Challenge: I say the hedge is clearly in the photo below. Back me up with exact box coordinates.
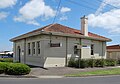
[105,59,117,66]
[0,62,31,75]
[68,58,76,67]
[68,59,118,68]
[75,59,89,68]
[0,58,13,62]
[0,62,8,74]
[117,59,120,65]
[94,59,106,67]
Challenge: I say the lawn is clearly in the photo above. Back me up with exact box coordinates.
[66,68,120,77]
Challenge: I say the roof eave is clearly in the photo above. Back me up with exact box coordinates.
[10,31,112,42]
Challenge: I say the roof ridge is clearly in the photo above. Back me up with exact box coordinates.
[10,23,111,42]
[43,23,57,30]
[56,23,81,31]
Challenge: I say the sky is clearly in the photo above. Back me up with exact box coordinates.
[0,0,120,51]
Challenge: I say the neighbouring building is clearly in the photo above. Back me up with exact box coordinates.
[10,16,111,67]
[107,44,120,59]
[0,51,13,58]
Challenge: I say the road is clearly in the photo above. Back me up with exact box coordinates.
[0,76,120,84]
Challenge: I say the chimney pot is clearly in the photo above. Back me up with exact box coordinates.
[81,15,88,36]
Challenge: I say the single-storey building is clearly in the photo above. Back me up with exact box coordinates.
[107,45,120,59]
[10,16,111,67]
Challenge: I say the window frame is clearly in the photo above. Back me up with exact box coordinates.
[32,42,36,55]
[74,45,78,54]
[28,43,31,55]
[37,41,40,55]
[91,44,94,55]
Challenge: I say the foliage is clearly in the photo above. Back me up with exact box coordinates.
[80,59,89,68]
[94,59,105,67]
[87,59,96,68]
[105,59,117,66]
[68,58,117,68]
[0,62,9,74]
[68,58,76,67]
[5,63,31,75]
[0,62,31,75]
[0,58,13,62]
[117,59,120,65]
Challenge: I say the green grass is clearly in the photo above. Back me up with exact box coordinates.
[66,68,120,77]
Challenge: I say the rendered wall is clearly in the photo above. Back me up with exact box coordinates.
[13,34,107,67]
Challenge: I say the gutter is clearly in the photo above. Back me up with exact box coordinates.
[10,31,112,42]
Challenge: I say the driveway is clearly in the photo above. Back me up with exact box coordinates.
[29,67,118,76]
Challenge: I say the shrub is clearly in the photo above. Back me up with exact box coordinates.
[6,63,31,75]
[68,58,76,67]
[68,58,119,68]
[87,59,96,68]
[95,59,105,67]
[74,59,79,68]
[117,59,120,65]
[0,58,13,62]
[0,62,9,74]
[74,59,89,68]
[80,59,89,68]
[105,59,117,66]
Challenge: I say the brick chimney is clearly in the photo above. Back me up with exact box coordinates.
[81,15,88,36]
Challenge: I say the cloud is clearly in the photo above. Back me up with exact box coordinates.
[88,0,120,34]
[0,0,17,9]
[59,7,71,21]
[14,0,56,26]
[59,16,68,21]
[0,12,8,20]
[60,7,71,13]
[95,0,120,15]
[14,16,40,26]
[108,34,120,37]
[106,0,120,7]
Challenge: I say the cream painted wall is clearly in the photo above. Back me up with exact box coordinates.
[42,35,66,67]
[81,39,106,59]
[44,57,65,67]
[14,39,25,63]
[13,34,107,67]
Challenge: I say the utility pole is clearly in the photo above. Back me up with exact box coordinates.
[79,39,82,68]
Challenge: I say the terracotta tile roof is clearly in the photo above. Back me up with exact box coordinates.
[107,45,120,49]
[11,23,111,41]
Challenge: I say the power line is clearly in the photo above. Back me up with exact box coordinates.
[52,0,62,24]
[80,0,100,8]
[67,0,97,11]
[97,0,119,9]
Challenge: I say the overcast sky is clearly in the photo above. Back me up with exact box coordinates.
[0,0,120,51]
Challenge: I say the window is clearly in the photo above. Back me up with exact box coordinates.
[82,45,87,47]
[50,43,61,47]
[28,43,31,55]
[37,41,40,54]
[74,45,78,54]
[91,44,94,55]
[32,42,35,54]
